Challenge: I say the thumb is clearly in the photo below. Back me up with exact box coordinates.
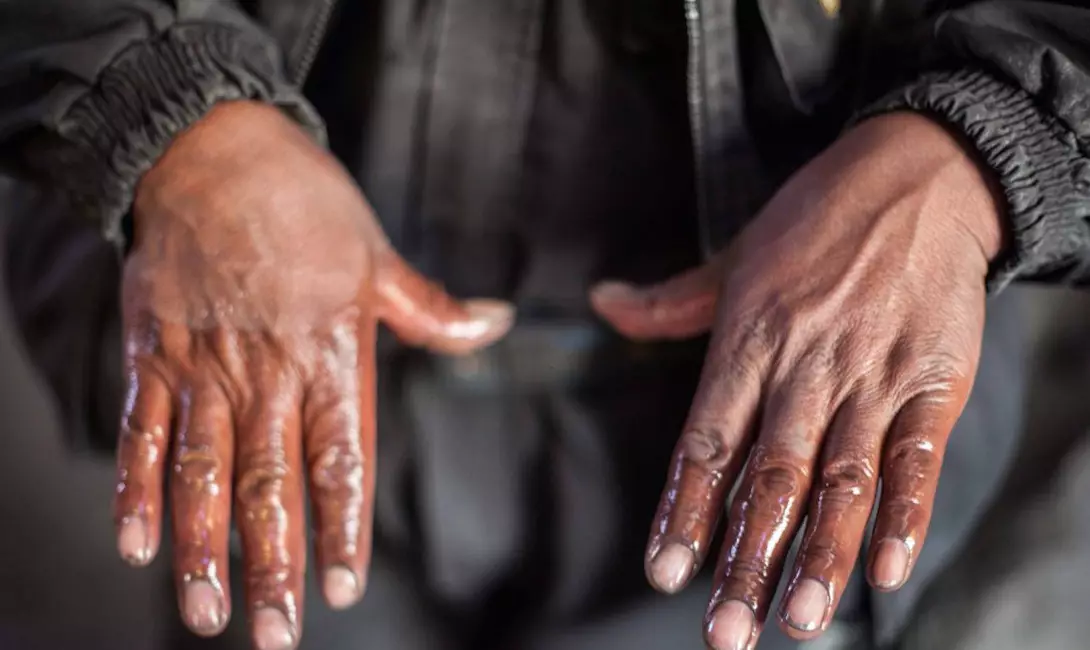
[590,258,722,341]
[374,253,514,355]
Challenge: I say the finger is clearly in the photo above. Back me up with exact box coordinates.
[237,373,307,650]
[115,361,172,566]
[171,382,234,637]
[589,254,725,341]
[374,252,514,355]
[303,318,377,610]
[705,373,833,650]
[778,395,889,638]
[645,320,768,595]
[867,391,963,592]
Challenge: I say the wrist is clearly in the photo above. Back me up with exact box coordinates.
[132,100,302,239]
[137,100,292,186]
[851,112,1006,262]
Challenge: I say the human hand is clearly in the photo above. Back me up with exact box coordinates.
[592,113,1003,649]
[113,101,513,650]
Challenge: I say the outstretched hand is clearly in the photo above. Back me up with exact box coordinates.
[114,101,513,650]
[593,113,1002,650]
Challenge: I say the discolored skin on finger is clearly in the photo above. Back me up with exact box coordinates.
[374,252,514,355]
[171,380,235,637]
[645,439,740,595]
[778,396,890,639]
[708,447,812,616]
[303,317,377,610]
[115,358,172,567]
[705,449,810,650]
[645,321,768,595]
[704,376,836,650]
[236,368,308,650]
[868,389,966,592]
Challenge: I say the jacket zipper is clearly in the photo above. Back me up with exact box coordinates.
[685,0,715,259]
[291,0,339,86]
[291,0,714,258]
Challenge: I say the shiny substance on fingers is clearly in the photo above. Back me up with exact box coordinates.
[115,346,172,566]
[171,381,235,636]
[119,101,515,645]
[593,113,999,647]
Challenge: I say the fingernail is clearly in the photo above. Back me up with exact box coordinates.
[118,517,151,566]
[253,607,296,650]
[590,281,638,303]
[872,538,910,589]
[465,300,515,329]
[706,600,755,650]
[649,543,695,593]
[323,566,360,610]
[183,579,227,636]
[783,579,830,632]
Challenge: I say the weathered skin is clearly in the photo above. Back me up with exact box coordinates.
[112,100,514,650]
[113,101,1000,650]
[591,113,1003,650]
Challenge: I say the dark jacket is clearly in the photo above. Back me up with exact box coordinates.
[1,0,1089,289]
[0,1,1062,639]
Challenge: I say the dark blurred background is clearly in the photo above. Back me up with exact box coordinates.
[3,169,1090,649]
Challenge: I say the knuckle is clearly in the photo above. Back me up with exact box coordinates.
[236,455,292,506]
[880,494,924,525]
[718,308,781,375]
[315,326,362,374]
[798,336,839,371]
[245,565,297,605]
[818,456,877,508]
[737,309,778,354]
[885,438,939,480]
[724,555,773,588]
[306,392,362,441]
[734,460,805,524]
[801,536,840,570]
[310,440,365,495]
[885,335,972,397]
[678,427,734,474]
[723,350,765,386]
[173,446,225,497]
[750,461,803,497]
[908,361,969,398]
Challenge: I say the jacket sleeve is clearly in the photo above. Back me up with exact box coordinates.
[856,1,1090,290]
[0,0,325,247]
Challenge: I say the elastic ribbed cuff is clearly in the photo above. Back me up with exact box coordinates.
[857,68,1090,291]
[28,23,326,248]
